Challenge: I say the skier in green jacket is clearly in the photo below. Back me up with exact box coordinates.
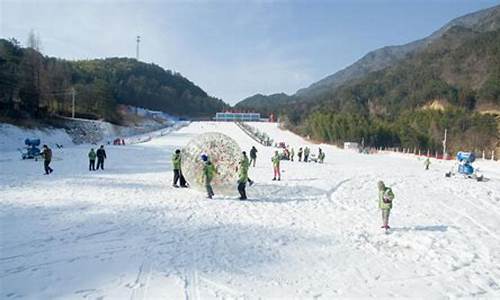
[378,181,395,230]
[88,148,97,171]
[238,151,250,200]
[201,154,216,199]
[272,151,281,181]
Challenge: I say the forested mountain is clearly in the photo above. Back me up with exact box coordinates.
[235,5,500,154]
[0,39,228,123]
[236,93,294,115]
[296,4,500,99]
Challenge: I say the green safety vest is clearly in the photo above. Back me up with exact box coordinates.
[172,153,181,170]
[378,187,394,210]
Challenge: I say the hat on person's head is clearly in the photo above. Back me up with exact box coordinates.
[377,181,385,190]
[175,149,181,154]
[242,151,246,155]
[201,154,208,161]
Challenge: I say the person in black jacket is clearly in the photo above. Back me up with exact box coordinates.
[96,145,107,170]
[249,146,257,167]
[41,145,53,175]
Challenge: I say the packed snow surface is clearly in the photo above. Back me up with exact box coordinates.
[1,121,500,299]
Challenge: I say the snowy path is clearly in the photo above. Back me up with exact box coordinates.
[1,121,500,299]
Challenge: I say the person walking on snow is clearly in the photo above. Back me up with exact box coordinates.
[304,147,310,162]
[424,157,431,170]
[41,145,53,175]
[290,147,295,161]
[250,146,258,167]
[172,149,188,188]
[318,148,325,163]
[272,151,281,181]
[88,148,96,171]
[96,145,107,170]
[378,181,395,230]
[201,154,216,199]
[238,151,251,200]
[298,147,303,162]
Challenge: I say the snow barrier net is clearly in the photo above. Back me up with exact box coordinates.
[182,132,241,196]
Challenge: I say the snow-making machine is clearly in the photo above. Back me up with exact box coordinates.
[445,151,483,181]
[19,138,41,160]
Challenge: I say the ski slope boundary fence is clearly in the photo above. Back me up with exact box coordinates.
[235,122,273,146]
[124,121,190,145]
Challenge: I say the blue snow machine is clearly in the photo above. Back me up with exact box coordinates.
[20,138,41,160]
[445,151,483,181]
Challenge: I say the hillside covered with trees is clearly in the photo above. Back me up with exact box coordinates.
[0,38,228,124]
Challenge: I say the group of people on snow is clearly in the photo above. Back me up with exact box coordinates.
[39,144,107,174]
[88,146,107,171]
[279,146,325,163]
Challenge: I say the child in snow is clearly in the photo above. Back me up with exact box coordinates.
[424,157,431,170]
[378,181,395,229]
[318,148,325,163]
[238,151,251,200]
[298,147,303,162]
[201,154,215,199]
[272,151,281,181]
[88,148,96,171]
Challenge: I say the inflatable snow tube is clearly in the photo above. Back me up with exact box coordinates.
[182,132,241,196]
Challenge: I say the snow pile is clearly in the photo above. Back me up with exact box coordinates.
[62,117,176,145]
[0,123,73,152]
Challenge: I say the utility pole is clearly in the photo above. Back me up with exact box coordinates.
[442,128,447,159]
[71,87,76,119]
[136,35,141,60]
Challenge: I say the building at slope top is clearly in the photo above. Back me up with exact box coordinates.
[214,112,268,122]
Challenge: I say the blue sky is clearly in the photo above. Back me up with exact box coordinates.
[1,0,499,104]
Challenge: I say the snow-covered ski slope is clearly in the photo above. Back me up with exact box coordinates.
[1,121,500,299]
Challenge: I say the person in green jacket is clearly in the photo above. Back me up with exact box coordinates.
[318,148,325,163]
[201,154,216,199]
[378,181,395,229]
[424,157,431,170]
[172,149,188,188]
[272,150,281,181]
[304,147,310,162]
[238,151,250,200]
[88,148,97,171]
